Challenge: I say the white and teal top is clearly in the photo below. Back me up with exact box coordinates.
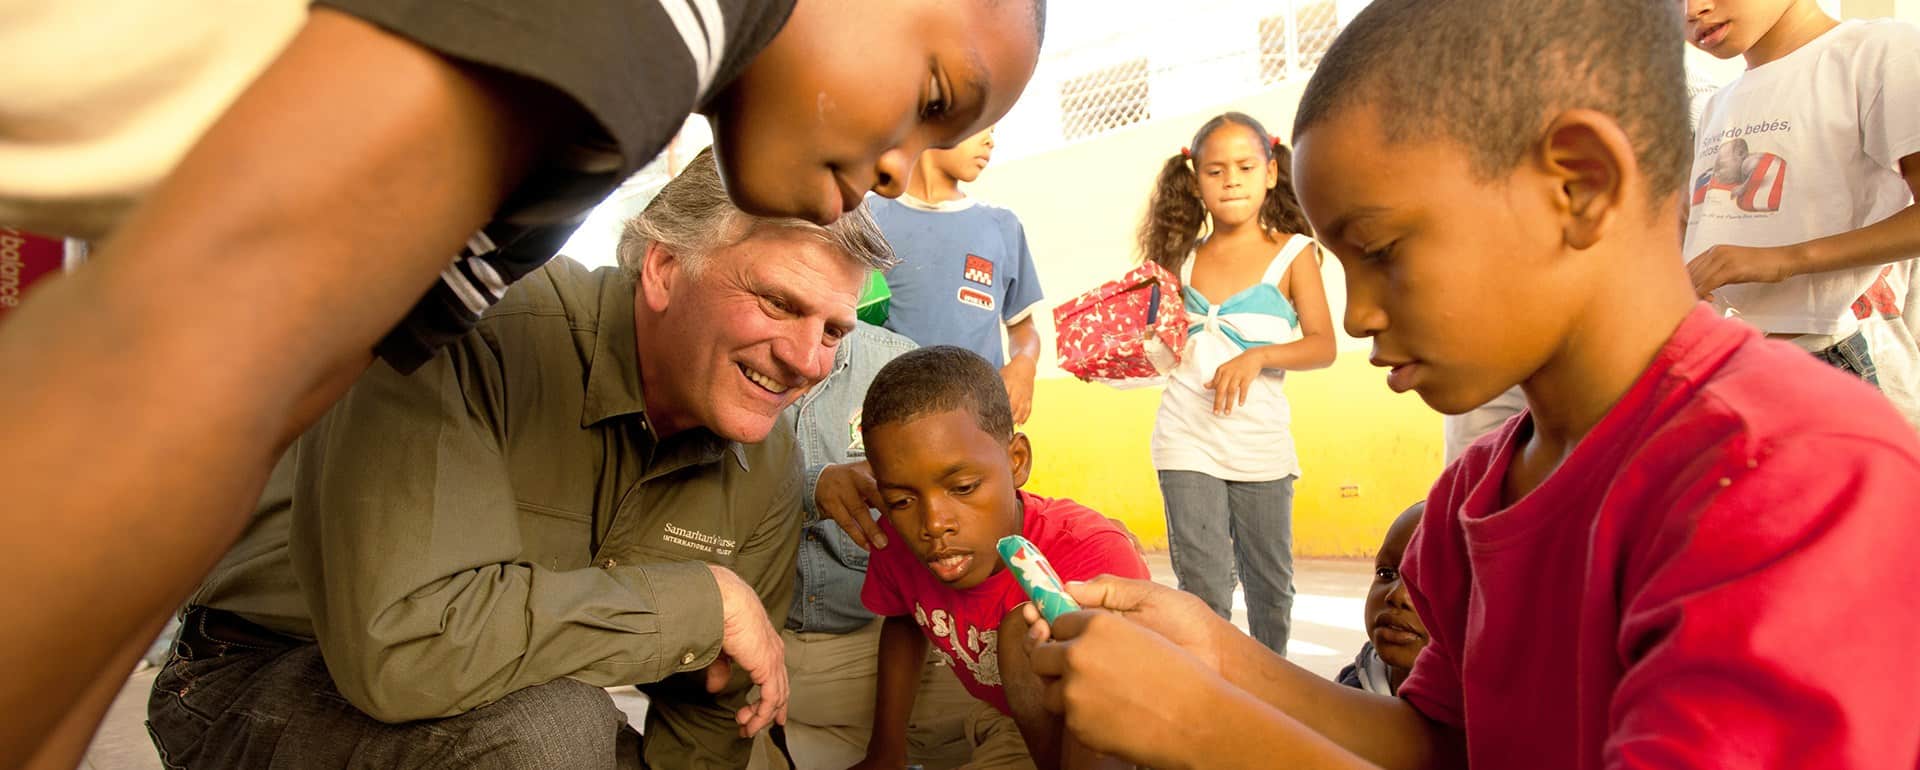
[1149,234,1313,482]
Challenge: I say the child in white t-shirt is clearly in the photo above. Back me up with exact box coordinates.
[1682,0,1920,426]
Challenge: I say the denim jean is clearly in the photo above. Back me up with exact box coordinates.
[1157,471,1297,655]
[1812,329,1880,386]
[147,608,640,769]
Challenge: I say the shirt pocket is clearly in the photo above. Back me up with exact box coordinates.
[513,501,594,572]
[813,521,871,570]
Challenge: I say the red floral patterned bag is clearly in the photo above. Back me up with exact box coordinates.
[1052,262,1187,387]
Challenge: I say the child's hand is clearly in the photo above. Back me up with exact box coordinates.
[815,461,888,550]
[1205,351,1266,416]
[1028,608,1236,768]
[1687,243,1806,298]
[1019,601,1053,650]
[1059,576,1229,673]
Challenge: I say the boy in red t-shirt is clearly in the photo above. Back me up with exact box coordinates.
[852,345,1147,770]
[1018,1,1920,768]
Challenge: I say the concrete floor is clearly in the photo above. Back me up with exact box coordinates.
[82,555,1372,769]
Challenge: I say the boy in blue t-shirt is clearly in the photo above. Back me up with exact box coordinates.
[869,127,1046,423]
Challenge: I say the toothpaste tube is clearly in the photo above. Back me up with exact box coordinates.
[996,535,1081,623]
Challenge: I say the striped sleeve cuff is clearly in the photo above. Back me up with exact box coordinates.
[375,219,582,373]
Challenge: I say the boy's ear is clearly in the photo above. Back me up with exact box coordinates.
[1008,432,1033,488]
[1535,109,1635,251]
[638,241,679,312]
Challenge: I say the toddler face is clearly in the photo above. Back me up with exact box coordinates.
[1364,504,1430,671]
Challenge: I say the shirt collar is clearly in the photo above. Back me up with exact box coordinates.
[581,270,649,428]
[794,336,857,414]
[579,269,750,472]
[896,193,978,212]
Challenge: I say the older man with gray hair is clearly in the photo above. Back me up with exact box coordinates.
[147,149,895,770]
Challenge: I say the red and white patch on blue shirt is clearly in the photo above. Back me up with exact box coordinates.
[964,254,995,287]
[957,287,995,312]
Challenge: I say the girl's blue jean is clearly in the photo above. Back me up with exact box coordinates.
[1156,470,1296,655]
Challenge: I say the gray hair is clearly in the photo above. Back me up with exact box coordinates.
[616,148,897,278]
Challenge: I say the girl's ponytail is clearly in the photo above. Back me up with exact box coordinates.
[1137,152,1206,272]
[1261,140,1314,240]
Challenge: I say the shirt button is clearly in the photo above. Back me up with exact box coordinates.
[681,651,696,665]
[807,595,818,603]
[600,558,618,569]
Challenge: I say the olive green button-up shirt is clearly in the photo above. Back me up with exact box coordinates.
[193,258,802,769]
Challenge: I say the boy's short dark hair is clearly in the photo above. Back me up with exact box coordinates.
[1293,0,1691,201]
[862,346,1014,442]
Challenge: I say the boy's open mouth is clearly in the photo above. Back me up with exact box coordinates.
[927,549,976,582]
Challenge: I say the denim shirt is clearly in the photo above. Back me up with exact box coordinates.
[787,322,918,633]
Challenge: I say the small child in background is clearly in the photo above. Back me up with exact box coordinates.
[1683,0,1920,427]
[1139,112,1338,655]
[1336,501,1428,696]
[854,346,1147,770]
[869,128,1047,424]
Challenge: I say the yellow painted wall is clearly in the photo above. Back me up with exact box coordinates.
[1019,355,1442,557]
[964,80,1451,556]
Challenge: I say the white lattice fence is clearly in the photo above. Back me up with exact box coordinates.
[998,0,1352,159]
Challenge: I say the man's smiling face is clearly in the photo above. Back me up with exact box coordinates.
[637,227,863,442]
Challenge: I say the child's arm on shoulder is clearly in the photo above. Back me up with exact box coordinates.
[811,460,889,550]
[1690,155,1920,297]
[849,615,928,770]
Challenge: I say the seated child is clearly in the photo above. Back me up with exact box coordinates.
[1336,501,1428,696]
[854,345,1149,770]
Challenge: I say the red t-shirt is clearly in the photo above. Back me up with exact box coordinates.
[862,490,1150,715]
[1400,305,1920,769]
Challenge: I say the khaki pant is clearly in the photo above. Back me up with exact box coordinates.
[751,619,976,770]
[958,701,1038,770]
